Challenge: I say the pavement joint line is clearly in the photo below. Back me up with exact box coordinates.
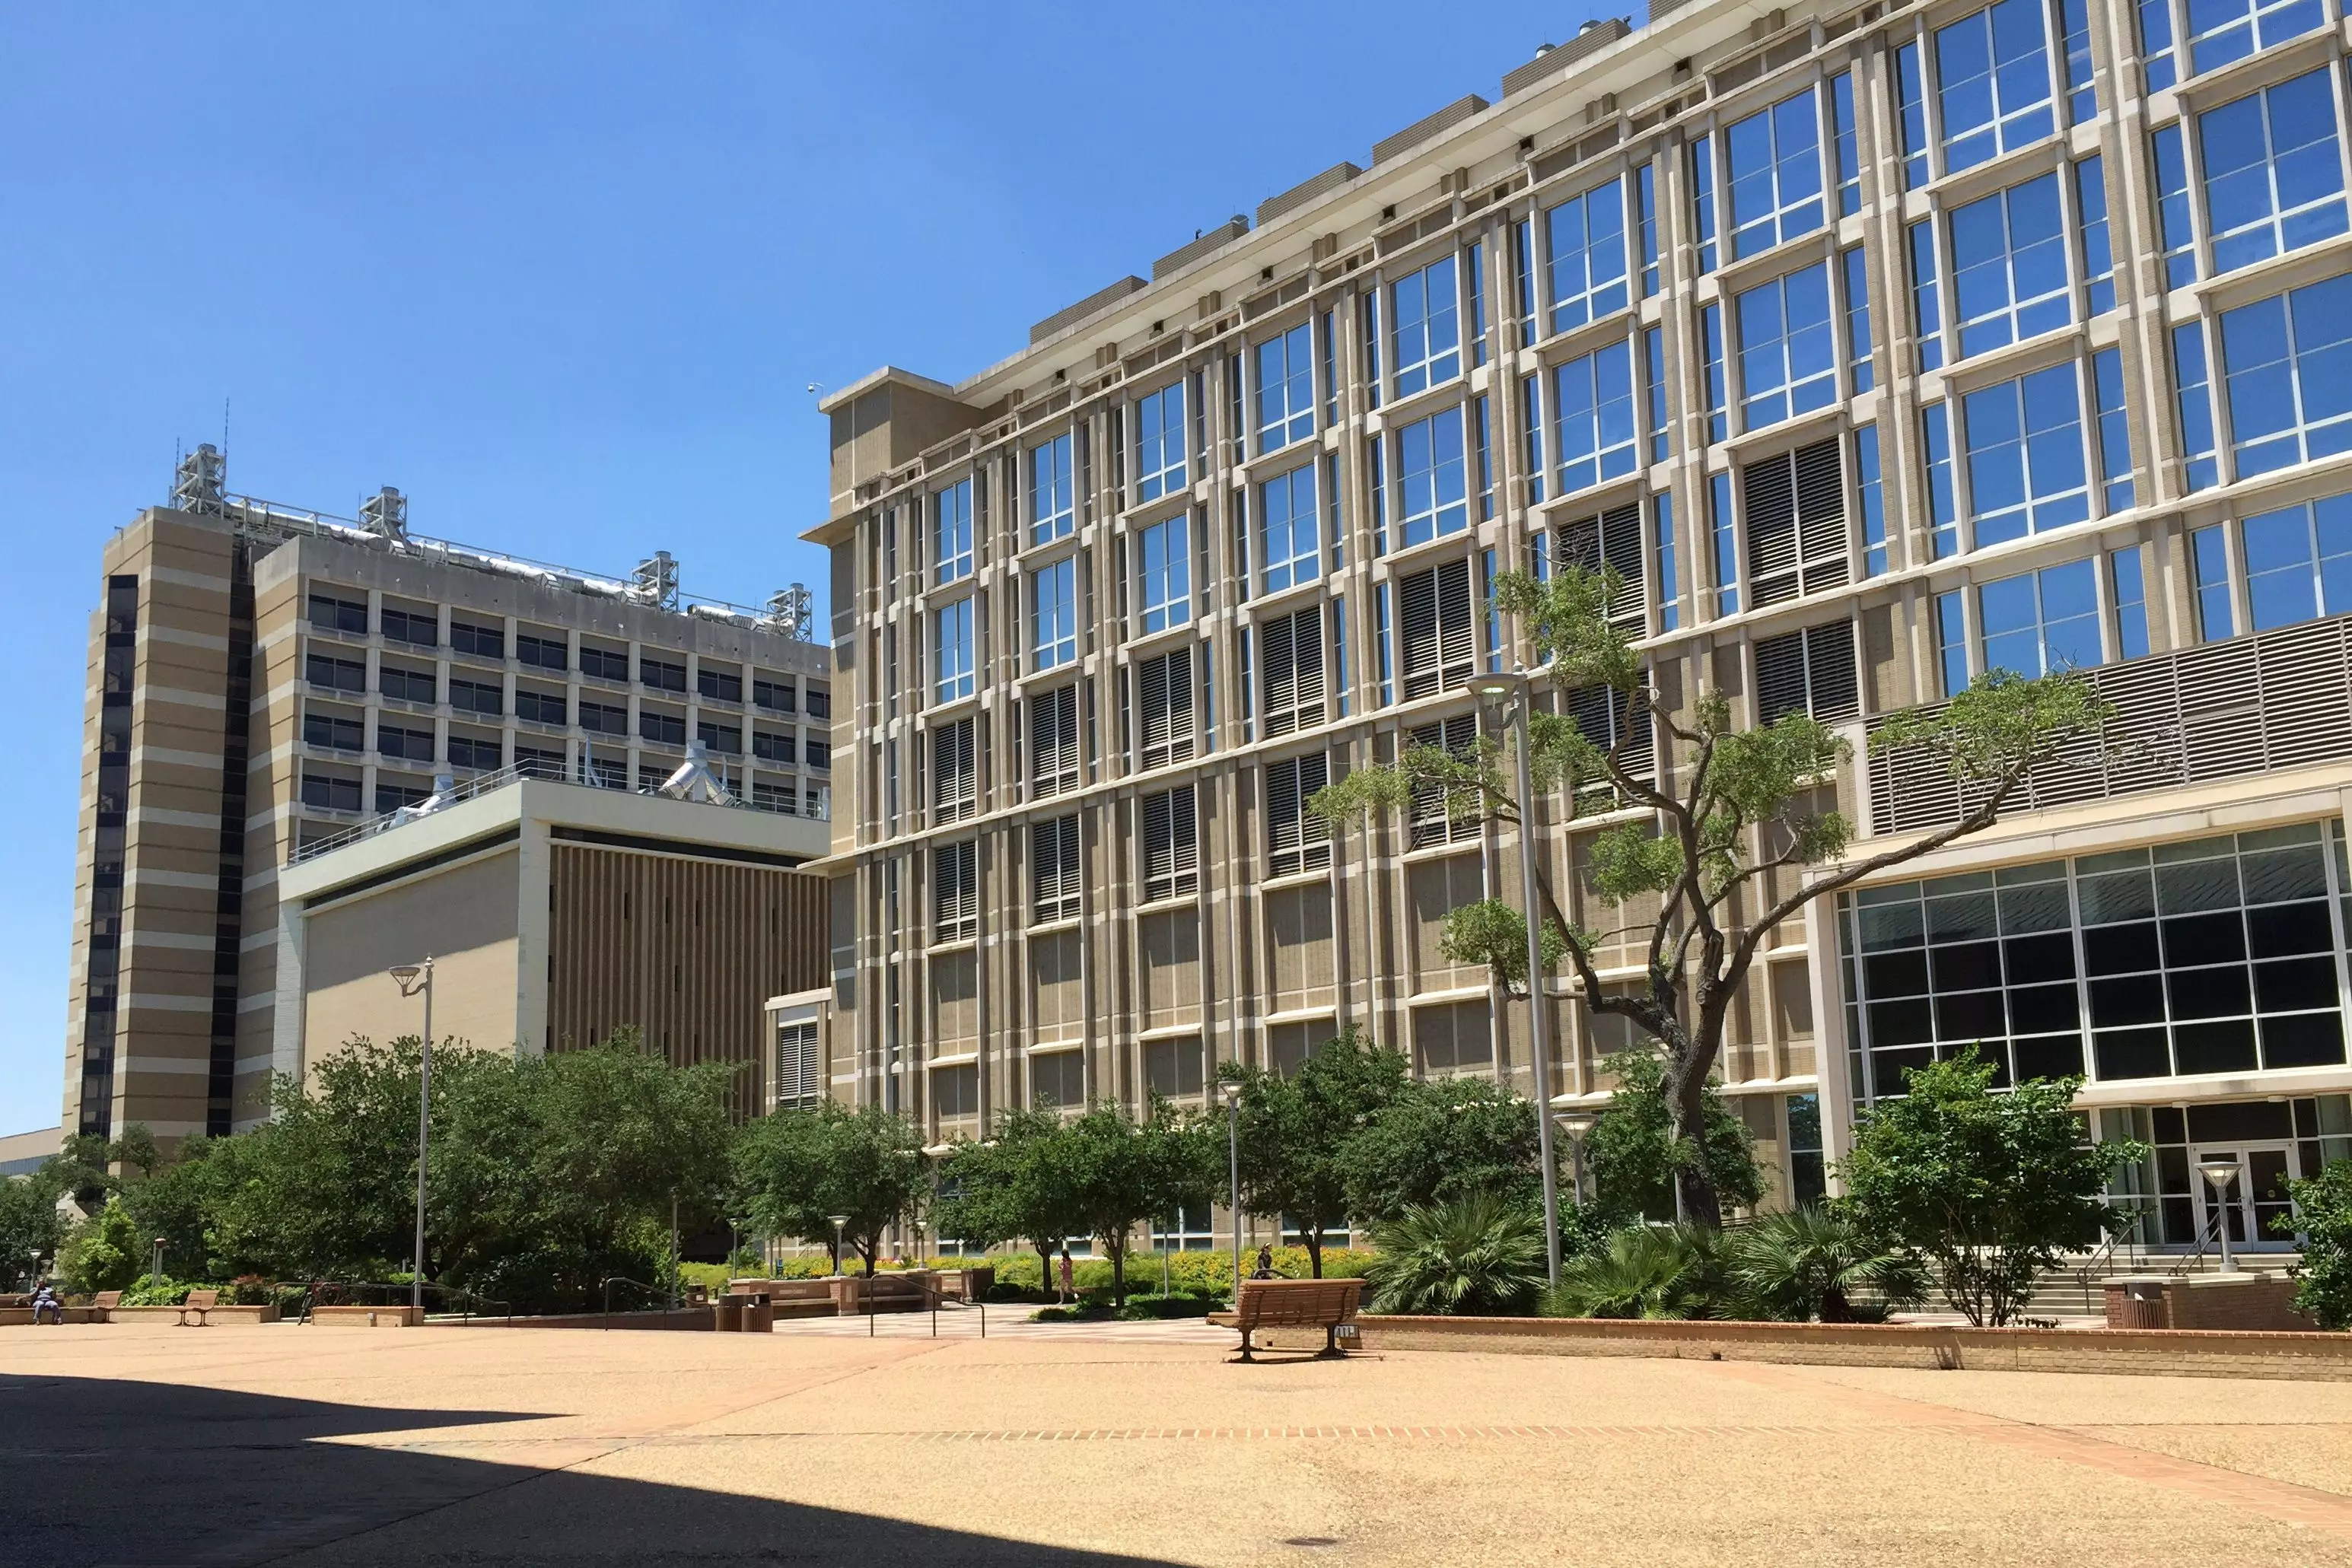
[1711,1361,2352,1541]
[346,1419,1899,1449]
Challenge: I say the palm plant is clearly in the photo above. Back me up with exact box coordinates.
[1541,1223,1718,1319]
[1720,1207,1927,1323]
[1363,1194,1546,1315]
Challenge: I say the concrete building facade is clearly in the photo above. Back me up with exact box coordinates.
[807,0,2352,1252]
[276,775,829,1118]
[66,452,832,1143]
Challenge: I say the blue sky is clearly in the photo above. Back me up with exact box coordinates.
[0,2,1602,1134]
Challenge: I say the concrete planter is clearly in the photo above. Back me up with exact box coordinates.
[107,1303,281,1325]
[311,1305,422,1327]
[1355,1312,2352,1381]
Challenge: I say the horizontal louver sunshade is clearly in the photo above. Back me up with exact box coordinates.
[1746,436,1848,609]
[1142,784,1198,902]
[1266,752,1332,876]
[1033,814,1081,923]
[932,718,975,824]
[1030,684,1079,798]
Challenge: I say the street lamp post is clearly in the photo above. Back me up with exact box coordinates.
[390,959,435,1318]
[151,1236,167,1287]
[2199,1159,2244,1273]
[1556,1111,1599,1210]
[829,1214,849,1277]
[1472,670,1564,1289]
[922,1144,954,1264]
[1222,1080,1244,1302]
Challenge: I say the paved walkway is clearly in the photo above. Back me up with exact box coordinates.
[772,1306,1232,1345]
[8,1318,2352,1565]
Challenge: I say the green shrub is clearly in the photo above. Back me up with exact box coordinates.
[1364,1197,1545,1315]
[2281,1158,2352,1330]
[1114,1293,1217,1321]
[1542,1225,1719,1320]
[119,1274,193,1306]
[1718,1208,1927,1323]
[60,1198,144,1294]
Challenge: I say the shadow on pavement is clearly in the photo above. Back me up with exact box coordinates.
[0,1372,1187,1567]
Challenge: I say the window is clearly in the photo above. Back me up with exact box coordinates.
[934,840,977,943]
[775,1022,821,1108]
[1831,72,1861,215]
[1895,41,1930,188]
[639,657,686,692]
[2242,491,2352,631]
[304,708,361,750]
[1655,492,1682,629]
[697,665,743,703]
[1255,323,1314,453]
[516,631,567,671]
[1846,825,2348,1096]
[1551,339,1637,495]
[1855,425,1887,579]
[2112,545,2150,659]
[1909,219,1944,372]
[301,768,362,813]
[1416,1000,1494,1075]
[1977,558,2104,676]
[934,479,973,584]
[2175,320,2220,492]
[307,593,367,634]
[1700,304,1727,441]
[377,722,433,762]
[1635,163,1660,295]
[1736,263,1835,431]
[1030,1048,1085,1110]
[807,738,830,771]
[1265,752,1331,876]
[1135,646,1195,768]
[753,728,796,765]
[1391,254,1461,396]
[1567,682,1654,786]
[1949,173,2070,358]
[1472,397,1494,521]
[1144,1037,1206,1099]
[1755,620,1860,724]
[1398,558,1475,701]
[1258,466,1319,594]
[1644,326,1669,464]
[1259,606,1325,739]
[933,718,975,824]
[1033,814,1081,923]
[1787,1094,1827,1205]
[1030,433,1074,546]
[1711,470,1739,615]
[305,653,365,694]
[450,619,503,660]
[2220,277,2352,478]
[1935,0,2054,175]
[514,745,564,779]
[1726,87,1825,259]
[2153,0,2329,81]
[1030,682,1079,797]
[934,597,974,702]
[696,720,741,755]
[2154,123,2200,288]
[1544,178,1628,332]
[448,677,502,717]
[1744,437,1849,606]
[2200,69,2349,278]
[578,699,627,735]
[753,676,797,713]
[1961,361,2089,547]
[580,643,628,681]
[1032,556,1077,670]
[1394,406,1467,548]
[2093,348,2131,514]
[449,733,502,771]
[2059,0,2095,122]
[1408,712,1481,848]
[1141,784,1198,902]
[1555,504,1647,628]
[2192,523,2236,639]
[806,687,831,720]
[1133,382,1187,507]
[1690,133,1717,274]
[380,663,436,704]
[750,780,797,814]
[376,774,432,813]
[380,604,437,647]
[2076,156,2115,316]
[638,708,686,746]
[1841,246,1873,393]
[1520,376,1546,506]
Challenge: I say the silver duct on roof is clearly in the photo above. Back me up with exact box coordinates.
[390,771,457,826]
[657,741,736,806]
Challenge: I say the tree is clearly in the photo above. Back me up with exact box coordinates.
[59,1197,144,1293]
[1584,1051,1763,1221]
[1364,1194,1547,1315]
[934,1109,1086,1287]
[1835,1050,2143,1326]
[0,1175,65,1288]
[117,1140,219,1283]
[1335,1075,1539,1228]
[1720,1207,1927,1323]
[40,1134,118,1215]
[2279,1159,2352,1330]
[1312,562,2114,1226]
[733,1101,926,1275]
[1056,1099,1217,1309]
[1219,1029,1408,1277]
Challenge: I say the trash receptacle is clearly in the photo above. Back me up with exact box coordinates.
[743,1294,773,1333]
[712,1295,743,1332]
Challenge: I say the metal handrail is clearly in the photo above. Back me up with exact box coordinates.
[296,1277,511,1324]
[599,1275,675,1325]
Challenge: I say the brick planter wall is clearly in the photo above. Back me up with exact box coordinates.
[1356,1314,2352,1381]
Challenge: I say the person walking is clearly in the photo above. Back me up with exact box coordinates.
[1056,1245,1075,1306]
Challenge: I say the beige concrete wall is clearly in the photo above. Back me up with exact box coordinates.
[301,848,522,1067]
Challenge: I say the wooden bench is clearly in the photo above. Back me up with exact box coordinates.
[1208,1278,1365,1361]
[177,1288,220,1327]
[92,1290,120,1323]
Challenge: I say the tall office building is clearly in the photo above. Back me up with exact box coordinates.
[67,447,832,1143]
[810,0,2352,1252]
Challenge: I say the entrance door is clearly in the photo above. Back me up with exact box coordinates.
[2189,1145,2298,1250]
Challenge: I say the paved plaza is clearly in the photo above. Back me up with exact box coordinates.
[7,1318,2352,1566]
